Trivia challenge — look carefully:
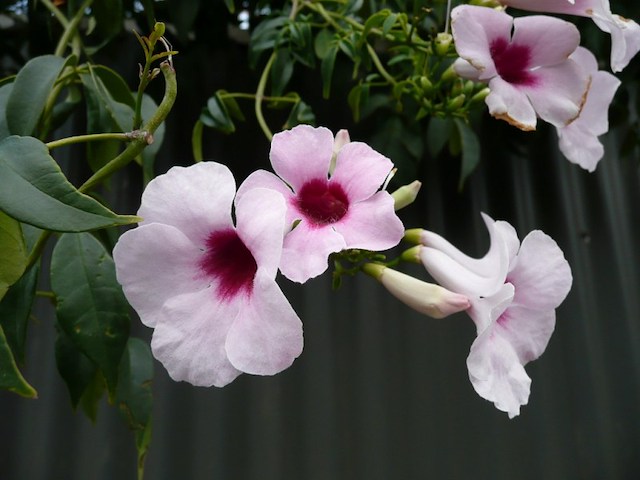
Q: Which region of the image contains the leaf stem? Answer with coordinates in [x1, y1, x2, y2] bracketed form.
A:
[79, 61, 177, 193]
[366, 44, 397, 86]
[254, 52, 277, 141]
[46, 132, 150, 150]
[53, 0, 93, 57]
[25, 231, 52, 271]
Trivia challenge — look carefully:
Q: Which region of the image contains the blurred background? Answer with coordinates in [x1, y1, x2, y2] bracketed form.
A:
[1, 1, 639, 478]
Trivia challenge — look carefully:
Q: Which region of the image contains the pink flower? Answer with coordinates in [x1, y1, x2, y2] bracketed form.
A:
[497, 0, 640, 72]
[557, 47, 621, 172]
[113, 162, 303, 387]
[236, 125, 405, 283]
[414, 214, 572, 417]
[451, 5, 589, 131]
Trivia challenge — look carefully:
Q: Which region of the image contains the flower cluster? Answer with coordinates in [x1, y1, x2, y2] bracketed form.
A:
[113, 121, 576, 418]
[451, 1, 637, 171]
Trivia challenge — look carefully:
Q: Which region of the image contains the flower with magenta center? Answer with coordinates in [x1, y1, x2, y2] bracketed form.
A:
[497, 0, 640, 72]
[451, 5, 589, 131]
[113, 162, 303, 387]
[236, 125, 405, 283]
[411, 214, 572, 417]
[556, 47, 621, 171]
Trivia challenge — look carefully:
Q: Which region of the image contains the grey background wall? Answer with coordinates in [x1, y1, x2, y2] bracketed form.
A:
[1, 4, 640, 479]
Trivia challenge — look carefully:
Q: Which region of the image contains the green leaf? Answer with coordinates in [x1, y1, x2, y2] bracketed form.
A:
[0, 264, 38, 364]
[427, 117, 453, 158]
[0, 136, 139, 232]
[314, 29, 334, 59]
[203, 96, 235, 134]
[140, 93, 165, 170]
[223, 0, 235, 13]
[0, 210, 27, 300]
[217, 90, 245, 122]
[0, 324, 37, 398]
[285, 101, 315, 129]
[0, 82, 14, 140]
[321, 45, 339, 99]
[362, 10, 390, 40]
[347, 83, 369, 122]
[270, 49, 294, 97]
[50, 85, 83, 132]
[382, 13, 398, 36]
[454, 118, 481, 190]
[6, 55, 66, 136]
[192, 120, 204, 162]
[116, 338, 154, 430]
[90, 0, 124, 46]
[55, 326, 100, 411]
[50, 232, 131, 394]
[166, 0, 201, 42]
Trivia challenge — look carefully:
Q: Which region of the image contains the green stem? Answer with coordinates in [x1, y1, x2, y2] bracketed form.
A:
[46, 132, 149, 150]
[25, 231, 52, 272]
[39, 0, 69, 31]
[79, 61, 177, 193]
[54, 0, 93, 57]
[366, 44, 397, 86]
[254, 52, 277, 141]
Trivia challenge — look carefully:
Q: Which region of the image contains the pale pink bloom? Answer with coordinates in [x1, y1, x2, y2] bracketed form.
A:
[362, 263, 470, 318]
[113, 162, 303, 387]
[498, 0, 640, 72]
[557, 47, 621, 171]
[236, 125, 405, 283]
[416, 214, 572, 417]
[451, 5, 589, 131]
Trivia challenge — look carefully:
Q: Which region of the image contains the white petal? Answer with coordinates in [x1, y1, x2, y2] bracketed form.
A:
[113, 223, 206, 328]
[138, 162, 235, 245]
[151, 288, 242, 387]
[225, 270, 303, 375]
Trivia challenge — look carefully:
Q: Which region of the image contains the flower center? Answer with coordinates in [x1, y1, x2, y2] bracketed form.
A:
[490, 38, 536, 86]
[199, 229, 257, 301]
[296, 179, 349, 225]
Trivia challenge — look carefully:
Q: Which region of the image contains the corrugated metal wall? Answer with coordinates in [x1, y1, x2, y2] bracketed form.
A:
[1, 35, 639, 480]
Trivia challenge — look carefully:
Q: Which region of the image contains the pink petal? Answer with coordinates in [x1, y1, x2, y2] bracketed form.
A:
[496, 305, 556, 364]
[571, 69, 621, 136]
[270, 125, 335, 191]
[508, 231, 573, 310]
[236, 169, 299, 229]
[235, 187, 287, 278]
[453, 58, 482, 81]
[571, 46, 599, 74]
[113, 223, 206, 328]
[333, 191, 404, 251]
[279, 221, 347, 283]
[521, 59, 588, 128]
[151, 288, 242, 387]
[468, 282, 515, 335]
[225, 270, 303, 375]
[497, 0, 596, 16]
[451, 5, 512, 80]
[330, 142, 394, 202]
[511, 15, 580, 67]
[466, 325, 532, 419]
[138, 162, 235, 245]
[486, 76, 537, 130]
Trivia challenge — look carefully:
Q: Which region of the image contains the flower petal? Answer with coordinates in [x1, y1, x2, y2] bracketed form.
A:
[557, 123, 605, 172]
[486, 76, 537, 130]
[225, 270, 303, 375]
[466, 325, 532, 419]
[330, 142, 394, 202]
[113, 223, 206, 328]
[151, 288, 242, 387]
[508, 230, 573, 310]
[451, 5, 512, 79]
[521, 59, 588, 128]
[270, 125, 335, 191]
[236, 169, 299, 228]
[235, 187, 287, 279]
[511, 15, 580, 68]
[602, 14, 640, 72]
[496, 305, 556, 364]
[279, 221, 346, 283]
[333, 191, 403, 251]
[138, 162, 235, 245]
[453, 58, 482, 81]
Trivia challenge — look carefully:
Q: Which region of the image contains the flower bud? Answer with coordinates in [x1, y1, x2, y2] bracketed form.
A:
[435, 32, 453, 56]
[391, 180, 422, 210]
[330, 129, 351, 174]
[447, 94, 466, 111]
[363, 264, 470, 318]
[470, 87, 490, 104]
